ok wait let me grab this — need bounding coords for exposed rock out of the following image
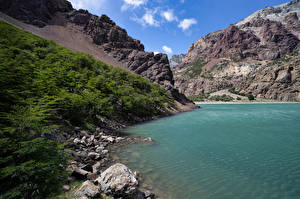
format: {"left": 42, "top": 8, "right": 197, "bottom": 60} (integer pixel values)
{"left": 88, "top": 152, "right": 101, "bottom": 160}
{"left": 276, "top": 69, "right": 292, "bottom": 83}
{"left": 72, "top": 166, "right": 91, "bottom": 180}
{"left": 173, "top": 1, "right": 300, "bottom": 101}
{"left": 143, "top": 137, "right": 154, "bottom": 142}
{"left": 62, "top": 184, "right": 71, "bottom": 192}
{"left": 0, "top": 0, "right": 73, "bottom": 27}
{"left": 92, "top": 162, "right": 102, "bottom": 174}
{"left": 96, "top": 163, "right": 139, "bottom": 197}
{"left": 169, "top": 54, "right": 185, "bottom": 67}
{"left": 74, "top": 180, "right": 100, "bottom": 198}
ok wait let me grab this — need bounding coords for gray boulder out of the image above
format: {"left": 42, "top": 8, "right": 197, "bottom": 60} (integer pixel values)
{"left": 74, "top": 180, "right": 100, "bottom": 198}
{"left": 96, "top": 163, "right": 139, "bottom": 196}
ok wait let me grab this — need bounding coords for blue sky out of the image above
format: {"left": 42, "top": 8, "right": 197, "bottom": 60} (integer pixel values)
{"left": 68, "top": 0, "right": 291, "bottom": 56}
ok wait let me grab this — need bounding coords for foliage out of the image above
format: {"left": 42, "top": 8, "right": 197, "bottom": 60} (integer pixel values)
{"left": 187, "top": 58, "right": 207, "bottom": 78}
{"left": 228, "top": 88, "right": 255, "bottom": 101}
{"left": 201, "top": 71, "right": 214, "bottom": 80}
{"left": 0, "top": 20, "right": 175, "bottom": 198}
{"left": 209, "top": 94, "right": 234, "bottom": 102}
{"left": 267, "top": 50, "right": 299, "bottom": 67}
{"left": 228, "top": 87, "right": 246, "bottom": 96}
{"left": 246, "top": 93, "right": 255, "bottom": 101}
{"left": 188, "top": 94, "right": 210, "bottom": 102}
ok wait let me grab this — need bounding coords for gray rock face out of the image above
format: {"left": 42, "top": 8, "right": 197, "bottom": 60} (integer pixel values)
{"left": 169, "top": 54, "right": 185, "bottom": 67}
{"left": 0, "top": 0, "right": 73, "bottom": 27}
{"left": 173, "top": 1, "right": 300, "bottom": 101}
{"left": 96, "top": 163, "right": 139, "bottom": 197}
{"left": 74, "top": 180, "right": 100, "bottom": 198}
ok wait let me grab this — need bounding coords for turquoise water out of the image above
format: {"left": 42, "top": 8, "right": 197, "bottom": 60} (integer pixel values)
{"left": 117, "top": 104, "right": 300, "bottom": 199}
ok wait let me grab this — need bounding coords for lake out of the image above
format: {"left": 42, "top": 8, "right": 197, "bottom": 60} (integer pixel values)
{"left": 117, "top": 104, "right": 300, "bottom": 199}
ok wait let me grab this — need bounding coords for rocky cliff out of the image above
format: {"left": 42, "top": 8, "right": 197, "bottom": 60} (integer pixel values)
{"left": 169, "top": 54, "right": 185, "bottom": 67}
{"left": 0, "top": 0, "right": 195, "bottom": 108}
{"left": 174, "top": 0, "right": 300, "bottom": 101}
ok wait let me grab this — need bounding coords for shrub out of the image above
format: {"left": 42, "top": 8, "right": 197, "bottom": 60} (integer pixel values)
{"left": 210, "top": 94, "right": 234, "bottom": 102}
{"left": 0, "top": 20, "right": 175, "bottom": 198}
{"left": 247, "top": 93, "right": 255, "bottom": 101}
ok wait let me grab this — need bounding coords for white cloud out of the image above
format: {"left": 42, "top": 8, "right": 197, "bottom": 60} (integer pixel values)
{"left": 161, "top": 9, "right": 178, "bottom": 22}
{"left": 121, "top": 0, "right": 147, "bottom": 11}
{"left": 132, "top": 10, "right": 159, "bottom": 27}
{"left": 162, "top": 45, "right": 173, "bottom": 54}
{"left": 69, "top": 0, "right": 106, "bottom": 11}
{"left": 180, "top": 0, "right": 185, "bottom": 3}
{"left": 178, "top": 18, "right": 197, "bottom": 31}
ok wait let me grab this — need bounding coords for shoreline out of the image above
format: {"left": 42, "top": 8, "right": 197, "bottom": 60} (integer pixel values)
{"left": 62, "top": 105, "right": 198, "bottom": 199}
{"left": 195, "top": 101, "right": 300, "bottom": 104}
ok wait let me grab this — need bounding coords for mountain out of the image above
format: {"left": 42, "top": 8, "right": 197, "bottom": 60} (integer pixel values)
{"left": 169, "top": 54, "right": 185, "bottom": 67}
{"left": 0, "top": 0, "right": 196, "bottom": 110}
{"left": 174, "top": 0, "right": 300, "bottom": 101}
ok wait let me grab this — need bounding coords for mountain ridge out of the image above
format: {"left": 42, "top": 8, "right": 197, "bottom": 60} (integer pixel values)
{"left": 174, "top": 0, "right": 300, "bottom": 101}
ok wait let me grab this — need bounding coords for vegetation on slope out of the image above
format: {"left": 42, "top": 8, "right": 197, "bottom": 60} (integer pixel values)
{"left": 0, "top": 21, "right": 175, "bottom": 199}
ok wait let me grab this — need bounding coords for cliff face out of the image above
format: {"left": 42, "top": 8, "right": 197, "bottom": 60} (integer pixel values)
{"left": 169, "top": 54, "right": 185, "bottom": 68}
{"left": 173, "top": 0, "right": 300, "bottom": 101}
{"left": 0, "top": 0, "right": 194, "bottom": 108}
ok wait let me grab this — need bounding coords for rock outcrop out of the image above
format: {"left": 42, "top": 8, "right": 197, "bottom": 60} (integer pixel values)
{"left": 0, "top": 0, "right": 73, "bottom": 27}
{"left": 0, "top": 0, "right": 195, "bottom": 108}
{"left": 174, "top": 0, "right": 300, "bottom": 101}
{"left": 169, "top": 54, "right": 185, "bottom": 67}
{"left": 96, "top": 163, "right": 139, "bottom": 196}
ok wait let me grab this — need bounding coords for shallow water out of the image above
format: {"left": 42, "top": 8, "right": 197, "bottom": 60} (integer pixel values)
{"left": 117, "top": 104, "right": 300, "bottom": 199}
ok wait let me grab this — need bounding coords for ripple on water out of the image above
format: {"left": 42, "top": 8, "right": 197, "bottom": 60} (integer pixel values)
{"left": 117, "top": 104, "right": 300, "bottom": 199}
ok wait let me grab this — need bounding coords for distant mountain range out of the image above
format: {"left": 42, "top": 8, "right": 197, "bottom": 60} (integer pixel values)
{"left": 173, "top": 0, "right": 300, "bottom": 101}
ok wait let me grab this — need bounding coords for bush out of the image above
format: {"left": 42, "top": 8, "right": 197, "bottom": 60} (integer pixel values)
{"left": 0, "top": 104, "right": 67, "bottom": 199}
{"left": 210, "top": 94, "right": 234, "bottom": 102}
{"left": 188, "top": 93, "right": 210, "bottom": 102}
{"left": 247, "top": 93, "right": 255, "bottom": 101}
{"left": 236, "top": 97, "right": 242, "bottom": 100}
{"left": 0, "top": 20, "right": 175, "bottom": 198}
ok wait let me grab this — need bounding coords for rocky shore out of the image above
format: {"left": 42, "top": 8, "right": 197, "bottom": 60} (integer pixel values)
{"left": 52, "top": 124, "right": 157, "bottom": 199}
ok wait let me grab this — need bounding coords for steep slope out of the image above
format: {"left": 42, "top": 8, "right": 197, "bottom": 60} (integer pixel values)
{"left": 174, "top": 0, "right": 300, "bottom": 101}
{"left": 0, "top": 20, "right": 177, "bottom": 198}
{"left": 0, "top": 0, "right": 196, "bottom": 110}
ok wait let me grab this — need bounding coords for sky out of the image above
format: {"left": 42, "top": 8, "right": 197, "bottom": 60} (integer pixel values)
{"left": 68, "top": 0, "right": 291, "bottom": 56}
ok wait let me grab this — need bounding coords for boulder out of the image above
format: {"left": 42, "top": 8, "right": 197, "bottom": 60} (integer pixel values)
{"left": 92, "top": 162, "right": 102, "bottom": 174}
{"left": 276, "top": 70, "right": 291, "bottom": 83}
{"left": 62, "top": 184, "right": 71, "bottom": 192}
{"left": 88, "top": 152, "right": 101, "bottom": 160}
{"left": 96, "top": 163, "right": 139, "bottom": 197}
{"left": 74, "top": 180, "right": 100, "bottom": 198}
{"left": 72, "top": 166, "right": 91, "bottom": 180}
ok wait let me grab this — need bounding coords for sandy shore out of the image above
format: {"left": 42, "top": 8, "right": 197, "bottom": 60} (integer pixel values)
{"left": 195, "top": 101, "right": 300, "bottom": 104}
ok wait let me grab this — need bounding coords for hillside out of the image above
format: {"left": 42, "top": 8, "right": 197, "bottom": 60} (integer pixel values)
{"left": 174, "top": 0, "right": 300, "bottom": 101}
{"left": 0, "top": 0, "right": 196, "bottom": 110}
{"left": 0, "top": 20, "right": 178, "bottom": 198}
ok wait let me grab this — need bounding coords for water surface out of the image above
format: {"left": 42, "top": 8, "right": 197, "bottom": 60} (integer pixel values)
{"left": 118, "top": 104, "right": 300, "bottom": 199}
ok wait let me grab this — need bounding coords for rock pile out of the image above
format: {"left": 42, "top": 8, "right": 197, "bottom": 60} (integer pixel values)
{"left": 65, "top": 127, "right": 155, "bottom": 199}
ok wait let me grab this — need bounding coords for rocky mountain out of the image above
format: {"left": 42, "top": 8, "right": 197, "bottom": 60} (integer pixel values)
{"left": 0, "top": 0, "right": 195, "bottom": 110}
{"left": 174, "top": 0, "right": 300, "bottom": 101}
{"left": 169, "top": 54, "right": 185, "bottom": 67}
